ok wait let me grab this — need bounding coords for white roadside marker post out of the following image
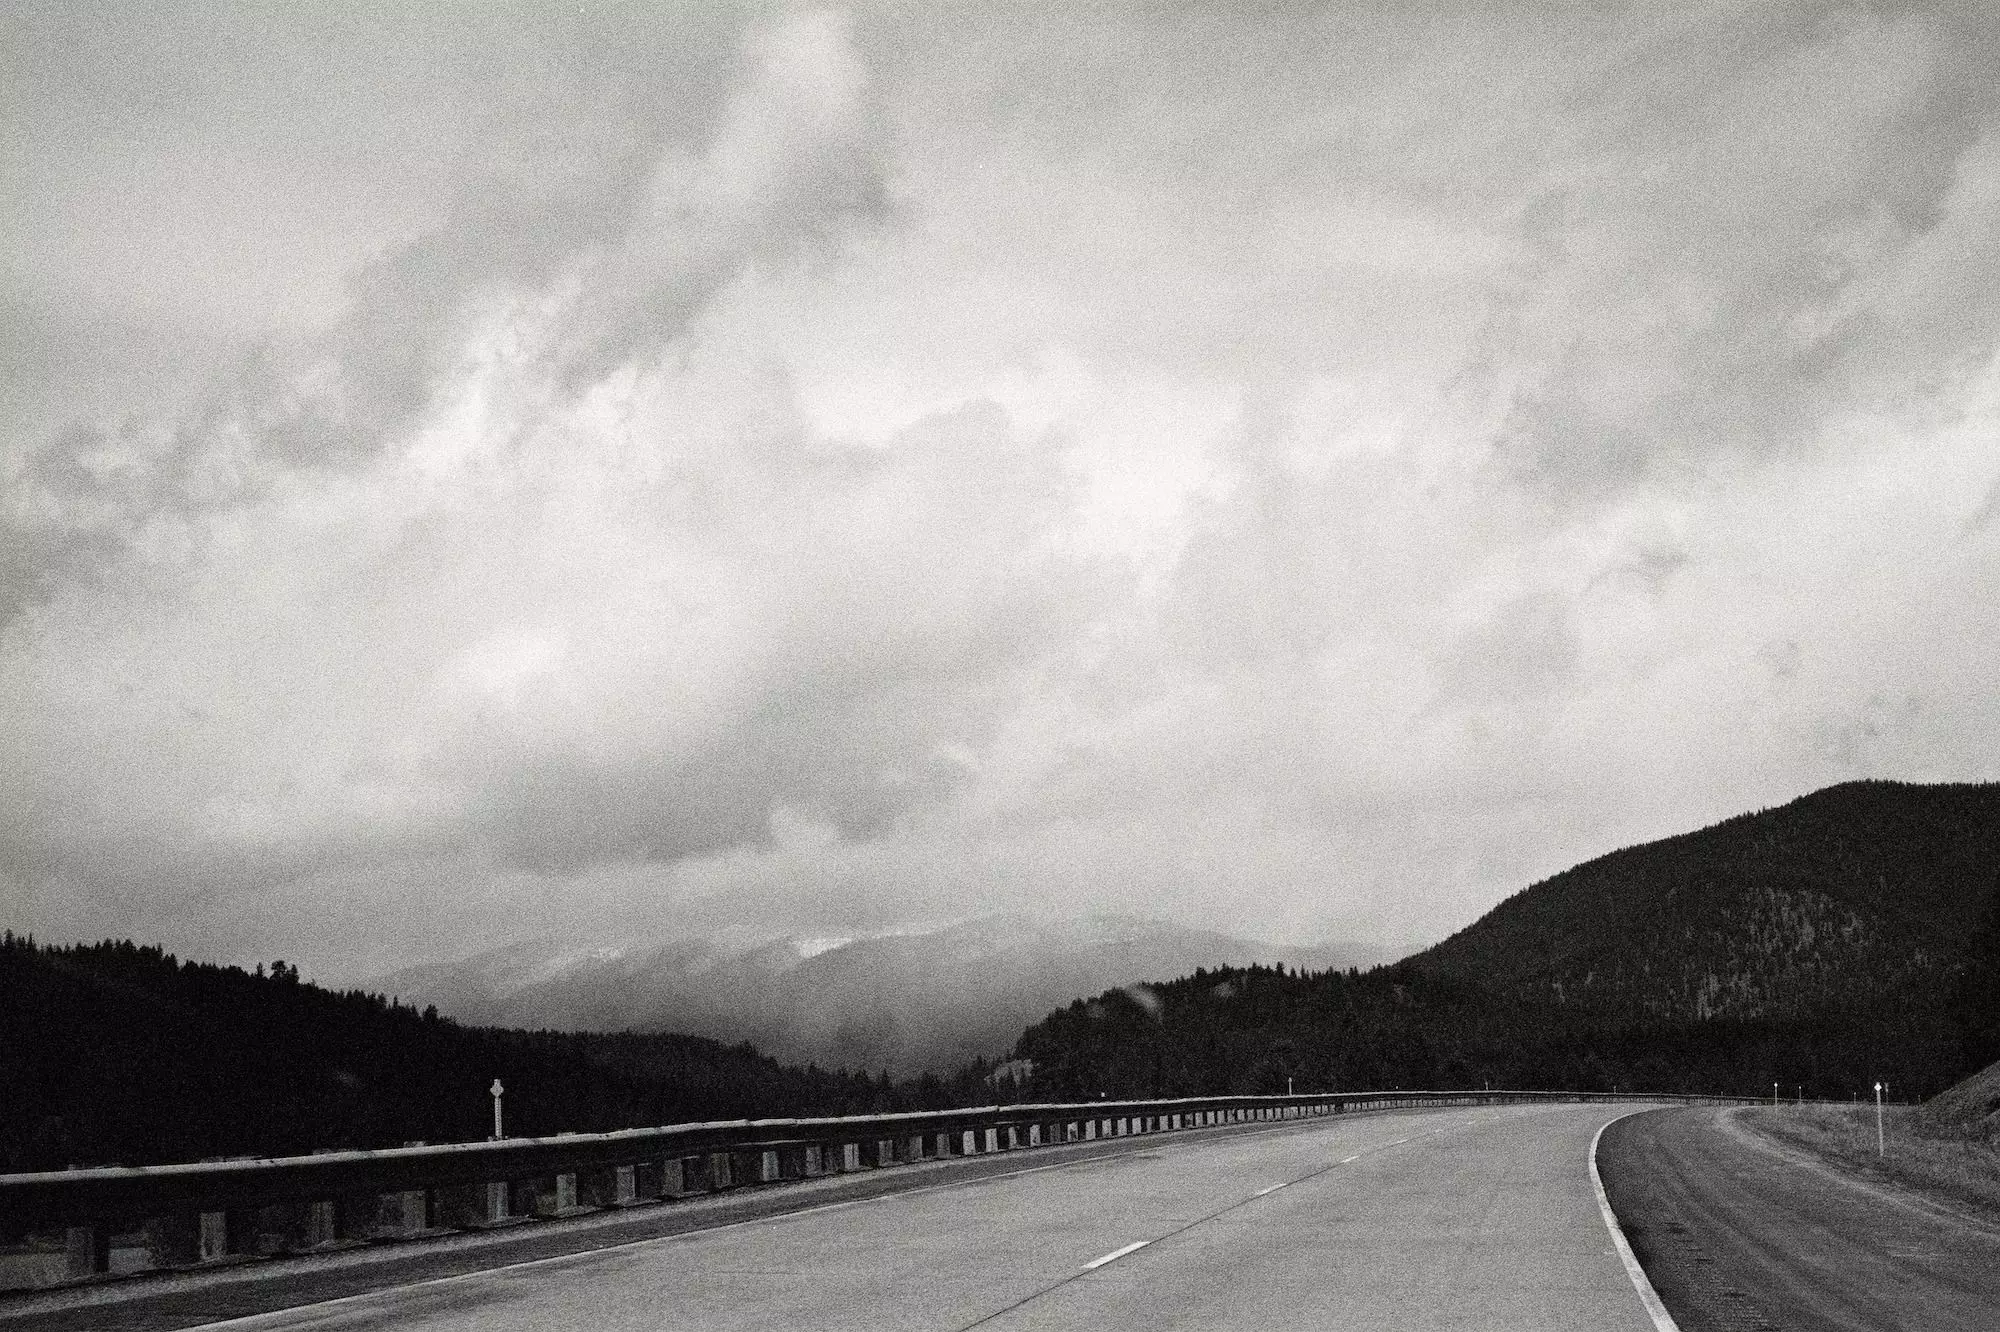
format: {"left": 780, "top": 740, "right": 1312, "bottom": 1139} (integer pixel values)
{"left": 491, "top": 1078, "right": 506, "bottom": 1140}
{"left": 1873, "top": 1081, "right": 1884, "bottom": 1157}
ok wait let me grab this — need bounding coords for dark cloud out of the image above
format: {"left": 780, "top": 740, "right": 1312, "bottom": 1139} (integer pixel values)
{"left": 6, "top": 3, "right": 1999, "bottom": 977}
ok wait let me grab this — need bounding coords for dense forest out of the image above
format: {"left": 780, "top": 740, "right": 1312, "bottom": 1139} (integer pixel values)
{"left": 1009, "top": 956, "right": 1973, "bottom": 1105}
{"left": 1012, "top": 781, "right": 2000, "bottom": 1106}
{"left": 1416, "top": 780, "right": 2000, "bottom": 1026}
{"left": 0, "top": 935, "right": 988, "bottom": 1172}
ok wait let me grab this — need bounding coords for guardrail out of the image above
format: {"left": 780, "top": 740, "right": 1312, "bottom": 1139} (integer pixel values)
{"left": 0, "top": 1088, "right": 1749, "bottom": 1290}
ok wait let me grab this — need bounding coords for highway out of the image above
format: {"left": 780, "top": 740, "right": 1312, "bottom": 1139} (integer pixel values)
{"left": 39, "top": 1102, "right": 1658, "bottom": 1331}
{"left": 1599, "top": 1105, "right": 2000, "bottom": 1332}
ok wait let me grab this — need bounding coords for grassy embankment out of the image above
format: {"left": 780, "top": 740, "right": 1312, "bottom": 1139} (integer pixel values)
{"left": 1740, "top": 1064, "right": 2000, "bottom": 1223}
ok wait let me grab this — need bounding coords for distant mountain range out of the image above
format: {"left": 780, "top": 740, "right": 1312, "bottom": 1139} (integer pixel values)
{"left": 374, "top": 915, "right": 1377, "bottom": 1077}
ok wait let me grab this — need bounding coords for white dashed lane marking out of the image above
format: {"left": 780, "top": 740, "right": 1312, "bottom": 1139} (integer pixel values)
{"left": 1083, "top": 1240, "right": 1151, "bottom": 1270}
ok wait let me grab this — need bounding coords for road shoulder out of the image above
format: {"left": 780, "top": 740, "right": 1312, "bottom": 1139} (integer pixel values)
{"left": 1599, "top": 1106, "right": 2000, "bottom": 1332}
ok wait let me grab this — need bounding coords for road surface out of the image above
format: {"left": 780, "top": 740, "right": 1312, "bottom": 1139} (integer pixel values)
{"left": 1598, "top": 1105, "right": 2000, "bottom": 1332}
{"left": 6, "top": 1101, "right": 1661, "bottom": 1332}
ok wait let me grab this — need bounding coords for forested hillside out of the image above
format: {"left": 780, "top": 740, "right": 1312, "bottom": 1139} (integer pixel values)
{"left": 1010, "top": 781, "right": 2000, "bottom": 1105}
{"left": 1009, "top": 959, "right": 1950, "bottom": 1103}
{"left": 1415, "top": 780, "right": 2000, "bottom": 1025}
{"left": 0, "top": 936, "right": 973, "bottom": 1172}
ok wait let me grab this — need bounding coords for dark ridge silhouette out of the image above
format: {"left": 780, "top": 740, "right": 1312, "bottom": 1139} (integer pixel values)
{"left": 0, "top": 935, "right": 986, "bottom": 1173}
{"left": 1006, "top": 781, "right": 2000, "bottom": 1105}
{"left": 1414, "top": 779, "right": 2000, "bottom": 1025}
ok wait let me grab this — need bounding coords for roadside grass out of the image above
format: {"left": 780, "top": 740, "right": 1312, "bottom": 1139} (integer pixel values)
{"left": 1741, "top": 1103, "right": 2000, "bottom": 1223}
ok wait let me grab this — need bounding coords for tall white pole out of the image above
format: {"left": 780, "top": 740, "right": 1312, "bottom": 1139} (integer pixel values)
{"left": 1873, "top": 1081, "right": 1884, "bottom": 1157}
{"left": 491, "top": 1078, "right": 505, "bottom": 1140}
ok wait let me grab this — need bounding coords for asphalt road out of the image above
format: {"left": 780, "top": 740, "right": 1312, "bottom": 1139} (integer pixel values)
{"left": 9, "top": 1101, "right": 1661, "bottom": 1332}
{"left": 1598, "top": 1105, "right": 2000, "bottom": 1332}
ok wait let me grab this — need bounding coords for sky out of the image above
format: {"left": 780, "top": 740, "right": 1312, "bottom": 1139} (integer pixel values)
{"left": 5, "top": 0, "right": 1999, "bottom": 983}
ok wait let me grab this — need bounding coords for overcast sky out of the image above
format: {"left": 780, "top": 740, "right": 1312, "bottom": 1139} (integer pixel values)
{"left": 5, "top": 0, "right": 1998, "bottom": 982}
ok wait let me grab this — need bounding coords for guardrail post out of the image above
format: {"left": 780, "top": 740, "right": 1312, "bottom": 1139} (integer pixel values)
{"left": 64, "top": 1225, "right": 110, "bottom": 1279}
{"left": 306, "top": 1200, "right": 339, "bottom": 1249}
{"left": 707, "top": 1152, "right": 734, "bottom": 1190}
{"left": 614, "top": 1165, "right": 637, "bottom": 1205}
{"left": 876, "top": 1138, "right": 897, "bottom": 1167}
{"left": 906, "top": 1133, "right": 926, "bottom": 1161}
{"left": 984, "top": 1127, "right": 1000, "bottom": 1153}
{"left": 378, "top": 1188, "right": 429, "bottom": 1236}
{"left": 961, "top": 1129, "right": 978, "bottom": 1154}
{"left": 841, "top": 1143, "right": 862, "bottom": 1172}
{"left": 198, "top": 1209, "right": 252, "bottom": 1262}
{"left": 400, "top": 1184, "right": 428, "bottom": 1232}
{"left": 1028, "top": 1123, "right": 1042, "bottom": 1146}
{"left": 933, "top": 1132, "right": 952, "bottom": 1158}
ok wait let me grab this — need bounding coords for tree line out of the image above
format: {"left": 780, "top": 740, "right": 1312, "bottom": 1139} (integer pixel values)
{"left": 0, "top": 934, "right": 994, "bottom": 1172}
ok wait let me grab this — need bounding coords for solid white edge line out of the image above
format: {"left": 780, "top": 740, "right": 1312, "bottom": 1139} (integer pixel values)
{"left": 1590, "top": 1111, "right": 1681, "bottom": 1332}
{"left": 1082, "top": 1239, "right": 1150, "bottom": 1270}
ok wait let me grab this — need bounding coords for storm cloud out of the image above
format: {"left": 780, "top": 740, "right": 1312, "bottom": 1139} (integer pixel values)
{"left": 5, "top": 1, "right": 1998, "bottom": 980}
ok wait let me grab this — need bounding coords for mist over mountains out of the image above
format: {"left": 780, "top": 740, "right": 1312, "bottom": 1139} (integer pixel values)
{"left": 10, "top": 780, "right": 1997, "bottom": 1171}
{"left": 375, "top": 915, "right": 1377, "bottom": 1077}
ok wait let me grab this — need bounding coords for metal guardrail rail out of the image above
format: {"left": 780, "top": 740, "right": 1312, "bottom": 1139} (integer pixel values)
{"left": 1, "top": 1088, "right": 1749, "bottom": 1289}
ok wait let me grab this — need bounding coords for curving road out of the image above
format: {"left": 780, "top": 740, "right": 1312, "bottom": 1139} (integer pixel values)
{"left": 1598, "top": 1105, "right": 2000, "bottom": 1332}
{"left": 23, "top": 1102, "right": 1660, "bottom": 1332}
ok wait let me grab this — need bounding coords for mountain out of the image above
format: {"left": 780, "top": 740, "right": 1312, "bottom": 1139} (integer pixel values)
{"left": 375, "top": 915, "right": 1377, "bottom": 1077}
{"left": 1004, "top": 780, "right": 2000, "bottom": 1104}
{"left": 1413, "top": 779, "right": 2000, "bottom": 1025}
